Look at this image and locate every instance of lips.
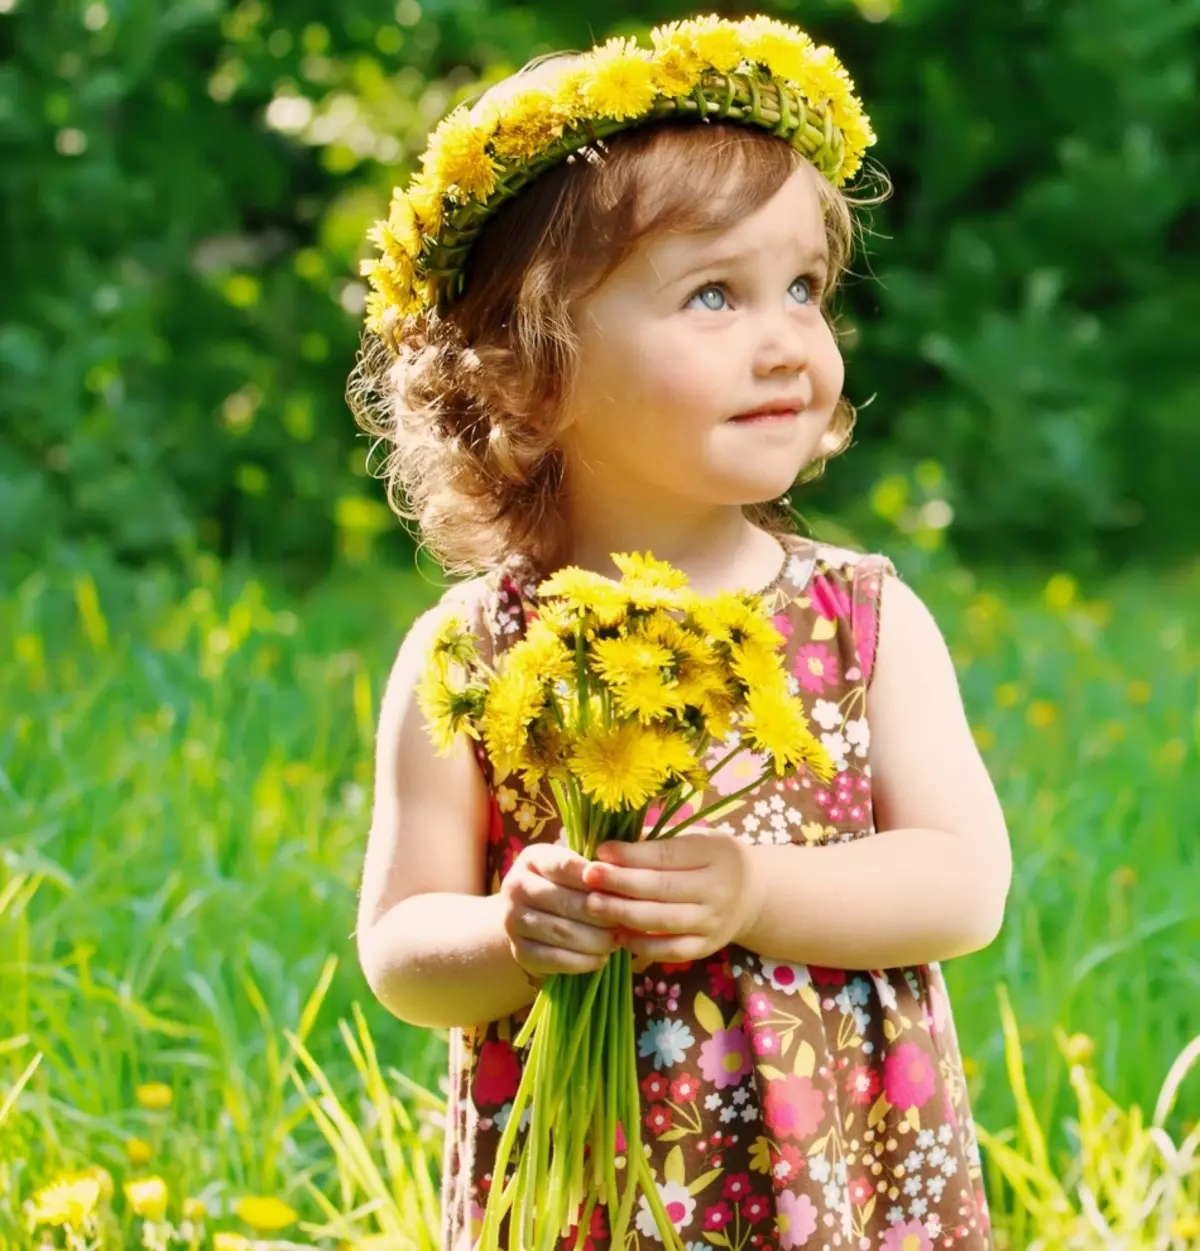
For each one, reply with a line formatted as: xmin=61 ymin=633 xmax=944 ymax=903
xmin=729 ymin=403 xmax=805 ymax=423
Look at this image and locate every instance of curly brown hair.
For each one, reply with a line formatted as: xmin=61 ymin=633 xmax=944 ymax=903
xmin=348 ymin=117 xmax=885 ymax=578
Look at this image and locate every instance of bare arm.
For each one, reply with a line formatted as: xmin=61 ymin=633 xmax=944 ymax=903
xmin=355 ymin=591 xmax=539 ymax=1030
xmin=734 ymin=573 xmax=1012 ymax=968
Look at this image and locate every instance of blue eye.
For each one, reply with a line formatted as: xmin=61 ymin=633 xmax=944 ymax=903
xmin=789 ymin=276 xmax=815 ymax=305
xmin=687 ymin=284 xmax=729 ymax=312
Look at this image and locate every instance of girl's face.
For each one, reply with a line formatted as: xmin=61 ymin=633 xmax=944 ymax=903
xmin=558 ymin=164 xmax=845 ymax=521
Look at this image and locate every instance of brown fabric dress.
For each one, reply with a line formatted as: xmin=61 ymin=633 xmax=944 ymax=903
xmin=440 ymin=534 xmax=992 ymax=1251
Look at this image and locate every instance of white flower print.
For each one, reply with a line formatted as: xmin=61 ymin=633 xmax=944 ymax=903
xmin=740 ymin=1105 xmax=758 ymax=1123
xmin=812 ymin=698 xmax=842 ymax=730
xmin=719 ymin=1105 xmax=737 ymax=1123
xmin=636 ymin=1180 xmax=695 ymax=1239
xmin=732 ymin=1087 xmax=750 ymax=1106
xmin=705 ymin=1092 xmax=722 ymax=1111
xmin=927 ymin=1176 xmax=947 ymax=1201
xmin=820 ymin=731 xmax=850 ymax=772
xmin=638 ymin=1019 xmax=695 ymax=1070
xmin=769 ymin=793 xmax=785 ymax=812
xmin=785 ymin=808 xmax=802 ymax=826
xmin=844 ymin=716 xmax=870 ymax=757
xmin=903 ymin=1152 xmax=925 ymax=1172
xmin=834 ymin=1158 xmax=847 ymax=1185
xmin=754 ymin=799 xmax=770 ymax=817
xmin=903 ymin=1176 xmax=923 ymax=1197
xmin=760 ymin=959 xmax=812 ymax=995
xmin=928 ymin=1145 xmax=947 ymax=1167
xmin=927 ymin=1213 xmax=944 ymax=1238
xmin=938 ymin=1124 xmax=954 ymax=1146
xmin=887 ymin=1206 xmax=905 ymax=1225
xmin=917 ymin=1129 xmax=936 ymax=1150
xmin=823 ymin=1181 xmax=842 ymax=1210
xmin=940 ymin=1156 xmax=959 ymax=1177
xmin=870 ymin=972 xmax=900 ymax=1011
xmin=909 ymin=1197 xmax=929 ymax=1219
xmin=809 ymin=1157 xmax=832 ymax=1184
xmin=743 ymin=815 xmax=760 ymax=833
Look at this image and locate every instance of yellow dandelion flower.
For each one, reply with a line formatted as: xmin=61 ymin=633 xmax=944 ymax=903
xmin=421 ymin=107 xmax=500 ymax=204
xmin=690 ymin=592 xmax=783 ymax=651
xmin=669 ymin=15 xmax=744 ymax=74
xmin=182 ymin=1196 xmax=208 ymax=1221
xmin=518 ymin=721 xmax=570 ymax=790
xmin=737 ymin=16 xmax=815 ymax=84
xmin=741 ymin=686 xmax=834 ymax=779
xmin=406 ymin=170 xmax=445 ymax=235
xmin=489 ymin=86 xmax=569 ymax=162
xmin=729 ymin=638 xmax=787 ymax=691
xmin=27 ymin=1174 xmax=102 ymax=1228
xmin=480 ymin=666 xmax=548 ymax=777
xmin=124 ymin=1176 xmax=169 ymax=1222
xmin=232 ymin=1195 xmax=298 ymax=1232
xmin=416 ymin=665 xmax=483 ymax=753
xmin=836 ymin=111 xmax=875 ymax=184
xmin=590 ymin=634 xmax=674 ymax=686
xmin=126 ymin=1137 xmax=152 ymax=1166
xmin=611 ymin=671 xmax=685 ymax=724
xmin=579 ymin=38 xmax=660 ymax=122
xmin=537 ymin=566 xmax=629 ymax=626
xmin=428 ymin=612 xmax=480 ymax=670
xmin=613 ymin=551 xmax=690 ymax=610
xmin=649 ymin=23 xmax=708 ymax=96
xmin=571 ymin=719 xmax=671 ymax=810
xmin=796 ymin=45 xmax=855 ymax=115
xmin=506 ymin=618 xmax=574 ymax=686
xmin=214 ymin=1233 xmax=252 ymax=1251
xmin=134 ymin=1081 xmax=173 ymax=1111
xmin=648 ymin=727 xmax=704 ymax=786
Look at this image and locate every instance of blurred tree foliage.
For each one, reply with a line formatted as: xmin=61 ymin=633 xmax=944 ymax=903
xmin=2 ymin=0 xmax=1197 ymax=576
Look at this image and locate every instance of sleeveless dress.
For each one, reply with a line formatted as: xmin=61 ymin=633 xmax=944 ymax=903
xmin=440 ymin=533 xmax=992 ymax=1251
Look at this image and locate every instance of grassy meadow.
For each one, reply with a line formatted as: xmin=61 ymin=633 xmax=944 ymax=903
xmin=2 ymin=550 xmax=1198 ymax=1249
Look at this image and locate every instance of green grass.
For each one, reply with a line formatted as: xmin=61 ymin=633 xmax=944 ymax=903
xmin=2 ymin=549 xmax=1197 ymax=1246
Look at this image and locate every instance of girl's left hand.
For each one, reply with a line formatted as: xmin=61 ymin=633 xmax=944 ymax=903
xmin=580 ymin=831 xmax=762 ymax=968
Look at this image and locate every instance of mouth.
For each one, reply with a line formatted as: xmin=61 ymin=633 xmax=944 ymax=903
xmin=728 ymin=402 xmax=806 ymax=424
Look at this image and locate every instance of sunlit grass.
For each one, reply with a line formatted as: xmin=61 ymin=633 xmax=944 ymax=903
xmin=2 ymin=551 xmax=1197 ymax=1247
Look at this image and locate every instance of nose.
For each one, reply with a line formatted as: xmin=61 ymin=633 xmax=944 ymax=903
xmin=752 ymin=309 xmax=810 ymax=377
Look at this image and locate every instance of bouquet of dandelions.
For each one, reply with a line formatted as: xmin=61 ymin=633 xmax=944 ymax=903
xmin=418 ymin=552 xmax=834 ymax=1251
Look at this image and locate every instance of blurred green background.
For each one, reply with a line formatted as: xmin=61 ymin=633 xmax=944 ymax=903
xmin=3 ymin=0 xmax=1199 ymax=1246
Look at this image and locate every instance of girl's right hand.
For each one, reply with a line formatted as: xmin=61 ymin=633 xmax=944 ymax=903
xmin=500 ymin=843 xmax=621 ymax=981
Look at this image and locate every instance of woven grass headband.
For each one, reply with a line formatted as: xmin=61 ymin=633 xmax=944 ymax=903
xmin=361 ymin=13 xmax=876 ymax=336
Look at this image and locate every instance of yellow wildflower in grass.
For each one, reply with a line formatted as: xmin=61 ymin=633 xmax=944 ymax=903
xmin=134 ymin=1081 xmax=173 ymax=1111
xmin=1127 ymin=678 xmax=1152 ymax=704
xmin=213 ymin=1234 xmax=251 ymax=1251
xmin=571 ymin=719 xmax=672 ymax=809
xmin=182 ymin=1196 xmax=207 ymax=1221
xmin=421 ymin=107 xmax=500 ymax=203
xmin=1027 ymin=699 xmax=1058 ymax=729
xmin=126 ymin=1137 xmax=152 ymax=1166
xmin=27 ymin=1174 xmax=102 ymax=1228
xmin=579 ymin=38 xmax=659 ymax=121
xmin=124 ymin=1176 xmax=168 ymax=1222
xmin=741 ymin=685 xmax=835 ymax=779
xmin=232 ymin=1194 xmax=298 ymax=1231
xmin=994 ymin=682 xmax=1020 ymax=709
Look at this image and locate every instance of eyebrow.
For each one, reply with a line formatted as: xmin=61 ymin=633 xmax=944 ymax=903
xmin=658 ymin=243 xmax=830 ymax=292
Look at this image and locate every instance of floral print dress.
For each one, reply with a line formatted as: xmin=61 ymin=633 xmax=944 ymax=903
xmin=440 ymin=534 xmax=991 ymax=1251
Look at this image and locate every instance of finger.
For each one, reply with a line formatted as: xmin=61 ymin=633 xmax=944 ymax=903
xmin=513 ymin=937 xmax=612 ymax=978
xmin=621 ymin=932 xmax=711 ymax=964
xmin=524 ymin=873 xmax=620 ymax=930
xmin=586 ymin=895 xmax=707 ymax=934
xmin=597 ymin=834 xmax=714 ymax=869
xmin=510 ymin=904 xmax=619 ymax=957
xmin=583 ymin=861 xmax=701 ymax=904
xmin=528 ymin=844 xmax=592 ymax=891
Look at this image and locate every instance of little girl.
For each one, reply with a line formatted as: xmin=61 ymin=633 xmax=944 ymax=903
xmin=351 ymin=15 xmax=1010 ymax=1250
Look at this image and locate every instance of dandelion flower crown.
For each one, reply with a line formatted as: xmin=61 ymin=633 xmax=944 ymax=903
xmin=361 ymin=13 xmax=875 ymax=337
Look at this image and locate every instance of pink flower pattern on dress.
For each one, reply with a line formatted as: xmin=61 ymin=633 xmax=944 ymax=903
xmin=440 ymin=537 xmax=992 ymax=1250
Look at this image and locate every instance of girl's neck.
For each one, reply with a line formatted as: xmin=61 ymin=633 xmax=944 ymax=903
xmin=561 ymin=506 xmax=788 ymax=599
